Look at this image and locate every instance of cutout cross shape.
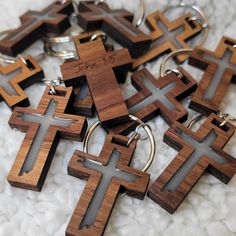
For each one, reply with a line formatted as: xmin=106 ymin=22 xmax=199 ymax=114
xmin=73 ymin=82 xmax=95 ymax=118
xmin=0 ymin=56 xmax=44 ymax=109
xmin=189 ymin=36 xmax=236 ymax=115
xmin=61 ymin=35 xmax=132 ymax=127
xmin=67 ymin=134 xmax=150 ymax=236
xmin=8 ymin=86 xmax=87 ymax=191
xmin=148 ymin=114 xmax=236 ymax=214
xmin=0 ymin=1 xmax=74 ymax=56
xmin=77 ymin=1 xmax=151 ymax=58
xmin=133 ymin=11 xmax=202 ymax=69
xmin=111 ymin=68 xmax=197 ymax=135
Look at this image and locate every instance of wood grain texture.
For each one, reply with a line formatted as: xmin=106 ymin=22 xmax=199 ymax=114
xmin=148 ymin=114 xmax=236 ymax=214
xmin=0 ymin=0 xmax=74 ymax=56
xmin=77 ymin=1 xmax=151 ymax=58
xmin=70 ymin=32 xmax=114 ymax=118
xmin=61 ymin=35 xmax=133 ymax=127
xmin=8 ymin=86 xmax=88 ymax=191
xmin=189 ymin=36 xmax=236 ymax=115
xmin=66 ymin=134 xmax=150 ymax=236
xmin=133 ymin=11 xmax=202 ymax=69
xmin=0 ymin=56 xmax=44 ymax=109
xmin=110 ymin=68 xmax=197 ymax=135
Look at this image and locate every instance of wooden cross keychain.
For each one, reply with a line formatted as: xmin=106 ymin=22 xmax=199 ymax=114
xmin=77 ymin=0 xmax=152 ymax=57
xmin=0 ymin=56 xmax=44 ymax=109
xmin=189 ymin=36 xmax=236 ymax=115
xmin=46 ymin=31 xmax=114 ymax=118
xmin=133 ymin=2 xmax=208 ymax=69
xmin=0 ymin=0 xmax=74 ymax=56
xmin=148 ymin=113 xmax=236 ymax=214
xmin=110 ymin=67 xmax=197 ymax=135
xmin=60 ymin=33 xmax=133 ymax=127
xmin=8 ymin=86 xmax=88 ymax=191
xmin=66 ymin=116 xmax=155 ymax=236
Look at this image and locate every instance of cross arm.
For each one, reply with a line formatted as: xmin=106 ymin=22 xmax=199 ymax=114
xmin=78 ymin=1 xmax=134 ymax=29
xmin=0 ymin=1 xmax=74 ymax=56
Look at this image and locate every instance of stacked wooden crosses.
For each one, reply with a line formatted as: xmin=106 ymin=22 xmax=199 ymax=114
xmin=0 ymin=1 xmax=236 ymax=236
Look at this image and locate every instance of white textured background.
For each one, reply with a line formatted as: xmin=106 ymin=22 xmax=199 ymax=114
xmin=0 ymin=0 xmax=236 ymax=235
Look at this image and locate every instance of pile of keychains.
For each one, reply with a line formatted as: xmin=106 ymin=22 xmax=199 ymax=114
xmin=0 ymin=0 xmax=236 ymax=235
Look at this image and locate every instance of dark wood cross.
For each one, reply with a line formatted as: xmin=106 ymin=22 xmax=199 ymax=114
xmin=70 ymin=31 xmax=114 ymax=118
xmin=66 ymin=134 xmax=150 ymax=236
xmin=61 ymin=35 xmax=133 ymax=127
xmin=133 ymin=11 xmax=202 ymax=69
xmin=0 ymin=56 xmax=44 ymax=109
xmin=8 ymin=86 xmax=88 ymax=191
xmin=189 ymin=36 xmax=236 ymax=115
xmin=110 ymin=68 xmax=197 ymax=135
xmin=77 ymin=1 xmax=151 ymax=58
xmin=148 ymin=113 xmax=236 ymax=214
xmin=0 ymin=0 xmax=74 ymax=56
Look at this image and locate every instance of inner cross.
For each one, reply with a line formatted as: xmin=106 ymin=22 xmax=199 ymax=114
xmin=80 ymin=150 xmax=138 ymax=228
xmin=163 ymin=130 xmax=228 ymax=192
xmin=129 ymin=77 xmax=177 ymax=114
xmin=19 ymin=100 xmax=74 ymax=175
xmin=10 ymin=8 xmax=60 ymax=41
xmin=0 ymin=68 xmax=22 ymax=96
xmin=202 ymin=49 xmax=236 ymax=100
xmin=92 ymin=8 xmax=139 ymax=37
xmin=152 ymin=17 xmax=185 ymax=49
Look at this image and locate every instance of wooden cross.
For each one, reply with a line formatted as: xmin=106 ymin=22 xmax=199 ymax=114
xmin=66 ymin=134 xmax=150 ymax=236
xmin=189 ymin=36 xmax=236 ymax=115
xmin=0 ymin=0 xmax=74 ymax=56
xmin=70 ymin=31 xmax=114 ymax=118
xmin=110 ymin=68 xmax=197 ymax=135
xmin=61 ymin=35 xmax=133 ymax=127
xmin=133 ymin=11 xmax=202 ymax=69
xmin=77 ymin=1 xmax=151 ymax=58
xmin=0 ymin=56 xmax=44 ymax=109
xmin=148 ymin=113 xmax=236 ymax=214
xmin=8 ymin=86 xmax=87 ymax=191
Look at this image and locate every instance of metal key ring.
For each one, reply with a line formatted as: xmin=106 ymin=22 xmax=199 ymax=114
xmin=83 ymin=115 xmax=156 ymax=173
xmin=163 ymin=1 xmax=209 ymax=47
xmin=95 ymin=0 xmax=146 ymax=28
xmin=159 ymin=48 xmax=194 ymax=78
xmin=44 ymin=42 xmax=78 ymax=60
xmin=187 ymin=112 xmax=236 ymax=130
xmin=44 ymin=31 xmax=107 ymax=60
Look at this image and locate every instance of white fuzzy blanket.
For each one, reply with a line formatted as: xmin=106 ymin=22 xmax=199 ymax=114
xmin=0 ymin=0 xmax=236 ymax=235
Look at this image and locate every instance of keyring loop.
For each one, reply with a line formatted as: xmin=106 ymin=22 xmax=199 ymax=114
xmin=159 ymin=48 xmax=193 ymax=77
xmin=187 ymin=112 xmax=236 ymax=130
xmin=43 ymin=34 xmax=74 ymax=44
xmin=135 ymin=0 xmax=146 ymax=27
xmin=163 ymin=1 xmax=209 ymax=47
xmin=187 ymin=114 xmax=205 ymax=129
xmin=90 ymin=32 xmax=107 ymax=42
xmin=44 ymin=42 xmax=78 ymax=60
xmin=44 ymin=31 xmax=107 ymax=60
xmin=83 ymin=115 xmax=156 ymax=173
